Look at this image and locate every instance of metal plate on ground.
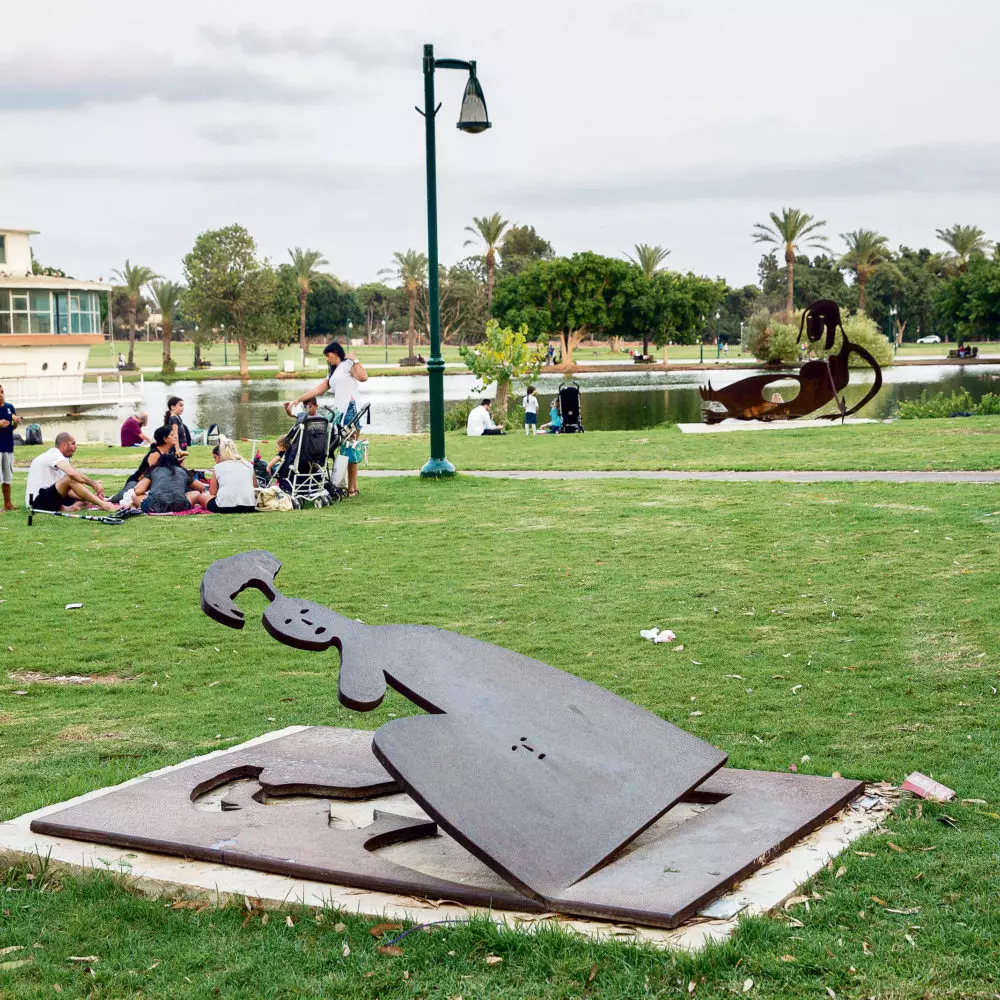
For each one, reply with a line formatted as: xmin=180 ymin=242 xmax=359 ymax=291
xmin=32 ymin=727 xmax=863 ymax=928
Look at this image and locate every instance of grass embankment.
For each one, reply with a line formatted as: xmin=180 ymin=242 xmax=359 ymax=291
xmin=1 ymin=476 xmax=998 ymax=998
xmin=16 ymin=416 xmax=1000 ymax=473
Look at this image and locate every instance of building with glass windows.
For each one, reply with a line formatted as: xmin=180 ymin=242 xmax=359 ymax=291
xmin=0 ymin=227 xmax=136 ymax=414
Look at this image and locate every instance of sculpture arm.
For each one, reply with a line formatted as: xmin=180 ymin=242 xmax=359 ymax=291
xmin=836 ymin=344 xmax=883 ymax=418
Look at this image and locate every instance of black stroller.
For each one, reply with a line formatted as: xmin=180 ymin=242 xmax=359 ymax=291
xmin=557 ymin=380 xmax=584 ymax=433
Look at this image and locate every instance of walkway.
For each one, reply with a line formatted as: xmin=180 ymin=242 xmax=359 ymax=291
xmin=77 ymin=468 xmax=1000 ymax=483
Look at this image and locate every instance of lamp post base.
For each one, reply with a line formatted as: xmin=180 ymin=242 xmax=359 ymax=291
xmin=420 ymin=457 xmax=456 ymax=478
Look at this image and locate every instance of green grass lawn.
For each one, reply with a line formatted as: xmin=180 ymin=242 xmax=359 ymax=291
xmin=0 ymin=475 xmax=998 ymax=998
xmin=15 ymin=416 xmax=1000 ymax=473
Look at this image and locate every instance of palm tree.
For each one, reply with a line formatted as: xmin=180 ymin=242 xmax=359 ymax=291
xmin=379 ymin=250 xmax=428 ymax=360
xmin=935 ymin=224 xmax=992 ymax=272
xmin=288 ymin=247 xmax=329 ymax=353
xmin=111 ymin=259 xmax=160 ymax=368
xmin=626 ymin=243 xmax=671 ymax=355
xmin=463 ymin=213 xmax=509 ymax=312
xmin=148 ymin=280 xmax=184 ymax=370
xmin=752 ymin=208 xmax=828 ymax=316
xmin=839 ymin=229 xmax=890 ymax=314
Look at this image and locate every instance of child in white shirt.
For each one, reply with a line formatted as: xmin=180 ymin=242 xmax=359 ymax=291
xmin=522 ymin=386 xmax=539 ymax=436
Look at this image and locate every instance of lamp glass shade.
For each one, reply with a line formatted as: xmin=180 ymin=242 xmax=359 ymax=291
xmin=457 ymin=72 xmax=490 ymax=133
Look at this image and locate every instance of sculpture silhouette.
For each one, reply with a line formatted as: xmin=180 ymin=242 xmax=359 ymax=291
xmin=700 ymin=299 xmax=883 ymax=422
xmin=199 ymin=550 xmax=727 ymax=901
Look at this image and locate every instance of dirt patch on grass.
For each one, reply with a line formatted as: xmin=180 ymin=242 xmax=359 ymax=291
xmin=56 ymin=725 xmax=128 ymax=743
xmin=0 ymin=712 xmax=15 ymax=725
xmin=7 ymin=671 xmax=134 ymax=686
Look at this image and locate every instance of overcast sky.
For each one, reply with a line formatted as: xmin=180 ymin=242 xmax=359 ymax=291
xmin=2 ymin=0 xmax=999 ymax=290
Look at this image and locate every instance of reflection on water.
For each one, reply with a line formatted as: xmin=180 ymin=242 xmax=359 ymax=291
xmin=27 ymin=364 xmax=1000 ymax=442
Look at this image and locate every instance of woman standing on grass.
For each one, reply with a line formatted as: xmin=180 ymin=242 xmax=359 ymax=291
xmin=285 ymin=341 xmax=368 ymax=498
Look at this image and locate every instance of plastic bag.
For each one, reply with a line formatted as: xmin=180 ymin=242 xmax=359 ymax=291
xmin=331 ymin=454 xmax=350 ymax=489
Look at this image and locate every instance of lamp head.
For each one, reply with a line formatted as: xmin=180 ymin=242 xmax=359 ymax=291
xmin=457 ymin=63 xmax=490 ymax=134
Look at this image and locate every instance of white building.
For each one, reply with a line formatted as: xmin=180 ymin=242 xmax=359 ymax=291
xmin=0 ymin=227 xmax=137 ymax=414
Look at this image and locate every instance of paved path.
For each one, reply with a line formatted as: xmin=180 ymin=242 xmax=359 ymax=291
xmin=76 ymin=468 xmax=1000 ymax=483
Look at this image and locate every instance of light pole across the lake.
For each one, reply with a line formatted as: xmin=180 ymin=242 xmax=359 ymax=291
xmin=419 ymin=43 xmax=491 ymax=478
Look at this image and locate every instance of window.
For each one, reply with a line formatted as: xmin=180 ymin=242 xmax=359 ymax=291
xmin=0 ymin=236 xmax=5 ymax=265
xmin=29 ymin=289 xmax=51 ymax=333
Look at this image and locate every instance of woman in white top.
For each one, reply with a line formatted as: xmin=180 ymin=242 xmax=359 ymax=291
xmin=285 ymin=340 xmax=368 ymax=497
xmin=207 ymin=436 xmax=257 ymax=513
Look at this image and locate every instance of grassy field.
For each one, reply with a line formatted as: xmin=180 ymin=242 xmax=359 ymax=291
xmin=90 ymin=339 xmax=995 ymax=372
xmin=0 ymin=475 xmax=998 ymax=998
xmin=14 ymin=416 xmax=1000 ymax=473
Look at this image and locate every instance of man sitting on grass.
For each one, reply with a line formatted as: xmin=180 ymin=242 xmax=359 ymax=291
xmin=25 ymin=432 xmax=120 ymax=514
xmin=466 ymin=398 xmax=506 ymax=436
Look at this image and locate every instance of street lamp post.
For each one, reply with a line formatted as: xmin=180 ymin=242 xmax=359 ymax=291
xmin=889 ymin=305 xmax=898 ymax=354
xmin=419 ymin=42 xmax=491 ymax=478
xmin=222 ymin=325 xmax=228 ymax=366
xmin=382 ymin=317 xmax=388 ymax=364
xmin=715 ymin=309 xmax=722 ymax=359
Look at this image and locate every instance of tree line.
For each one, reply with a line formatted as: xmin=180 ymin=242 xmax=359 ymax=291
xmin=106 ymin=208 xmax=998 ymax=375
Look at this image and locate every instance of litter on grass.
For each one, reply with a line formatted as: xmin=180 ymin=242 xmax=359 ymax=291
xmin=640 ymin=627 xmax=676 ymax=644
xmin=902 ymin=772 xmax=956 ymax=802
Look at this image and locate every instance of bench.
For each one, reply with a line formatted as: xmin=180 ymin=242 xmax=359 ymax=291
xmin=948 ymin=347 xmax=978 ymax=359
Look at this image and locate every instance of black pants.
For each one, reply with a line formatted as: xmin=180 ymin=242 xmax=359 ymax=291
xmin=481 ymin=428 xmax=505 ymax=436
xmin=207 ymin=499 xmax=256 ymax=514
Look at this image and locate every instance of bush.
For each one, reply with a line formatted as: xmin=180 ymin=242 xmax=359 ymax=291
xmin=746 ymin=309 xmax=894 ymax=368
xmin=896 ymin=389 xmax=1000 ymax=419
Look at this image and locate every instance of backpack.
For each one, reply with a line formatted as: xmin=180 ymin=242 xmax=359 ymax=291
xmin=24 ymin=423 xmax=42 ymax=446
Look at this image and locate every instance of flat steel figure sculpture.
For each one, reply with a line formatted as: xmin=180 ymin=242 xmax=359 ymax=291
xmin=699 ymin=299 xmax=883 ymax=423
xmin=199 ymin=550 xmax=727 ymax=900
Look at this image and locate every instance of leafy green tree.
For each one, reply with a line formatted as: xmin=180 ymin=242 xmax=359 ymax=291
xmin=417 ymin=264 xmax=487 ymax=345
xmin=148 ymin=280 xmax=184 ymax=372
xmin=625 ymin=244 xmax=671 ymax=354
xmin=288 ymin=247 xmax=329 ymax=353
xmin=839 ymin=229 xmax=891 ymax=313
xmin=648 ymin=272 xmax=725 ymax=358
xmin=935 ymin=224 xmax=993 ymax=272
xmin=356 ymin=283 xmax=396 ymax=340
xmin=379 ymin=250 xmax=428 ymax=361
xmin=463 ymin=213 xmax=510 ymax=312
xmin=111 ymin=259 xmax=160 ymax=368
xmin=498 ymin=225 xmax=554 ymax=277
xmin=182 ymin=225 xmax=283 ymax=377
xmin=459 ymin=319 xmax=545 ymax=419
xmin=306 ymin=275 xmax=363 ymax=340
xmin=865 ymin=247 xmax=948 ymax=342
xmin=752 ymin=208 xmax=828 ymax=316
xmin=492 ymin=252 xmax=635 ymax=366
xmin=759 ymin=252 xmax=853 ymax=312
xmin=935 ymin=254 xmax=1000 ymax=341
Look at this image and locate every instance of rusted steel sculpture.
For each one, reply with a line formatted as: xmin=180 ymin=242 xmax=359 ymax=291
xmin=33 ymin=551 xmax=865 ymax=928
xmin=700 ymin=299 xmax=883 ymax=423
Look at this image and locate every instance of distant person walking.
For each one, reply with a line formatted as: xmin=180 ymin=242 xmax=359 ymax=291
xmin=0 ymin=383 xmax=21 ymax=511
xmin=522 ymin=386 xmax=539 ymax=435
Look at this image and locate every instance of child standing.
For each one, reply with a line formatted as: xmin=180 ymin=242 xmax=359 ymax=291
xmin=521 ymin=385 xmax=539 ymax=436
xmin=0 ymin=383 xmax=21 ymax=511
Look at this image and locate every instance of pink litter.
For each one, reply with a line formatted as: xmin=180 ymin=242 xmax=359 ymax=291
xmin=902 ymin=772 xmax=955 ymax=802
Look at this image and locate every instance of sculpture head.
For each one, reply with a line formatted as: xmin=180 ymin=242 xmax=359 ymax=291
xmin=262 ymin=595 xmax=340 ymax=651
xmin=797 ymin=299 xmax=843 ymax=351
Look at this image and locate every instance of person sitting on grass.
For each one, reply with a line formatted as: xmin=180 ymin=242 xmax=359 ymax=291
xmin=207 ymin=437 xmax=257 ymax=514
xmin=126 ymin=426 xmax=208 ymax=514
xmin=466 ymin=398 xmax=505 ymax=436
xmin=25 ymin=432 xmax=120 ymax=514
xmin=120 ymin=411 xmax=151 ymax=447
xmin=540 ymin=399 xmax=562 ymax=434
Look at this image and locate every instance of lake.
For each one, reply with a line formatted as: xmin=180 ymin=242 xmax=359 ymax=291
xmin=27 ymin=363 xmax=1000 ymax=444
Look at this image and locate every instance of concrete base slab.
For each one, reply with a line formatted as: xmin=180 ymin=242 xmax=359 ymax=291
xmin=0 ymin=728 xmax=892 ymax=951
xmin=678 ymin=418 xmax=886 ymax=433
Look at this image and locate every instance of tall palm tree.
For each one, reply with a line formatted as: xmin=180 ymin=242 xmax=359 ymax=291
xmin=752 ymin=208 xmax=828 ymax=316
xmin=111 ymin=259 xmax=160 ymax=368
xmin=288 ymin=247 xmax=329 ymax=353
xmin=626 ymin=244 xmax=671 ymax=355
xmin=463 ymin=213 xmax=509 ymax=312
xmin=935 ymin=224 xmax=992 ymax=272
xmin=148 ymin=280 xmax=184 ymax=370
xmin=379 ymin=250 xmax=428 ymax=360
xmin=839 ymin=229 xmax=890 ymax=314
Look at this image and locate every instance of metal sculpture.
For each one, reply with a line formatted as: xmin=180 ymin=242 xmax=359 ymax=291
xmin=699 ymin=299 xmax=883 ymax=423
xmin=32 ymin=553 xmax=866 ymax=928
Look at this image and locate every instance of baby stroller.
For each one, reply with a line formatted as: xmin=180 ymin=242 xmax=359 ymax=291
xmin=276 ymin=413 xmax=336 ymax=507
xmin=557 ymin=380 xmax=584 ymax=433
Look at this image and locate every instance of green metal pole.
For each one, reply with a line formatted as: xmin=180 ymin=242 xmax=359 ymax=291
xmin=420 ymin=43 xmax=455 ymax=477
